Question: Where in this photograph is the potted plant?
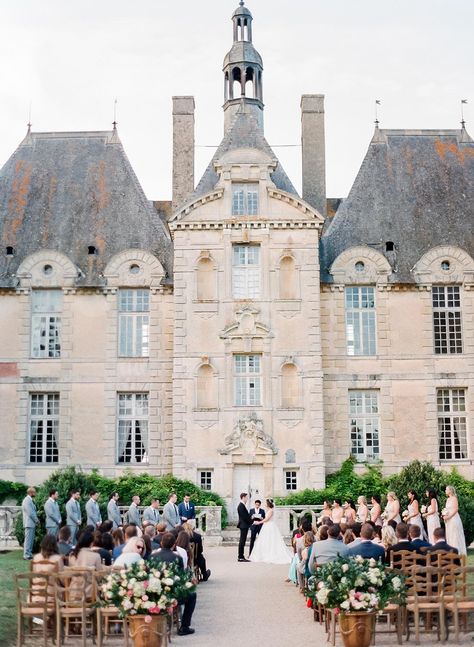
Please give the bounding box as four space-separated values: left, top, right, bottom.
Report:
98 558 196 647
307 556 406 647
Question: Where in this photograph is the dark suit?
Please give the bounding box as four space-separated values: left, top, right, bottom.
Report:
191 531 209 580
411 538 432 553
178 501 196 521
150 549 196 629
248 507 266 555
425 540 458 555
347 540 385 561
237 501 253 559
387 540 414 565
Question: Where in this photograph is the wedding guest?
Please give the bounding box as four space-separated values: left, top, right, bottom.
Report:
22 487 39 560
142 534 153 559
318 501 333 523
176 531 193 568
317 525 329 542
424 489 441 545
154 522 168 547
308 524 348 573
425 527 459 557
372 525 383 544
111 527 124 551
143 498 161 525
331 500 344 524
127 495 141 526
91 530 112 566
443 485 467 556
178 494 196 524
405 490 426 539
113 524 138 560
107 492 122 529
343 499 356 524
66 489 82 544
163 492 181 531
298 531 315 590
356 496 369 523
408 524 431 553
387 522 414 565
69 530 102 576
181 522 211 581
57 525 74 561
347 524 385 561
381 524 397 553
346 523 362 547
113 537 146 568
384 492 401 525
99 520 113 534
343 529 355 545
44 489 62 538
32 535 64 606
370 495 383 526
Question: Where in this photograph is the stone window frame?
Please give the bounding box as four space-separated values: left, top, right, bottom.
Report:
231 182 260 216
16 249 79 290
116 392 150 465
437 387 469 461
431 285 463 355
348 389 381 462
28 392 60 464
194 251 218 302
345 286 377 357
30 289 63 359
329 246 392 287
233 353 262 407
283 469 298 491
194 357 219 411
231 243 261 300
117 288 150 358
198 469 213 491
103 249 165 289
412 245 474 288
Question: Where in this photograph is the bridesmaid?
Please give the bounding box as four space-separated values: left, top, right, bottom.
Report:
331 499 344 524
425 488 441 544
384 491 401 525
443 485 467 556
370 495 383 526
343 499 356 524
356 496 369 523
318 500 333 524
405 490 426 539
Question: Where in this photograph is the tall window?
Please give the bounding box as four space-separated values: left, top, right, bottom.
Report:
199 470 213 491
284 470 298 491
345 287 376 356
118 289 149 357
232 244 260 299
234 354 261 406
432 286 462 354
117 393 149 463
349 391 380 461
437 388 468 460
31 290 62 358
29 393 59 463
232 183 259 216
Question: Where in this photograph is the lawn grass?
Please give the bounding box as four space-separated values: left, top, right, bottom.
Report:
0 550 29 645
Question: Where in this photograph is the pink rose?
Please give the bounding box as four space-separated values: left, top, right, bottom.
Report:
143 581 149 589
144 616 152 624
142 595 149 601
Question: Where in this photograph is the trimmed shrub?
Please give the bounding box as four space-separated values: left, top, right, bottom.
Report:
0 479 26 504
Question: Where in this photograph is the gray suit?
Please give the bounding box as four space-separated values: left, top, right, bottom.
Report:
308 538 349 573
127 503 141 526
86 498 102 527
163 501 180 530
66 498 82 544
107 499 122 529
143 506 160 524
22 495 39 559
44 497 61 536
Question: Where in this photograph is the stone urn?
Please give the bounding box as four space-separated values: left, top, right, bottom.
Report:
127 614 169 647
339 611 376 647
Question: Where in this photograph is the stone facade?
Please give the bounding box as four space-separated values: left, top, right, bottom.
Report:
0 3 473 517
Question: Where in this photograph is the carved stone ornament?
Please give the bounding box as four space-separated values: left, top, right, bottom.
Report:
219 413 278 455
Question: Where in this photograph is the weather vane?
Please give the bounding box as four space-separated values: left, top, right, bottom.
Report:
375 99 381 127
113 98 118 130
461 99 467 129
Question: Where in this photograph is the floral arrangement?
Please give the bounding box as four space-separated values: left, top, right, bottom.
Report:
402 509 409 521
98 558 196 618
306 556 406 613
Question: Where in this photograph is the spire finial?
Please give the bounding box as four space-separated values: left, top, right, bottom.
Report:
374 99 381 127
112 98 118 130
27 101 32 133
239 0 244 5
461 99 467 129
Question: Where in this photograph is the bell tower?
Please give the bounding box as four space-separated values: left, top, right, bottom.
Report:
223 1 264 133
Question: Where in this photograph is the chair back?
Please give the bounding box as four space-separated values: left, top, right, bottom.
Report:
16 572 52 613
55 568 95 609
391 549 420 572
410 565 445 601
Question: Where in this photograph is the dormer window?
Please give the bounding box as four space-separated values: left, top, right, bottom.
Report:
232 183 259 216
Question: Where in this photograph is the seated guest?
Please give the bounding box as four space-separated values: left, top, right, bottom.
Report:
387 522 415 565
113 537 146 567
69 530 102 569
176 531 193 569
346 522 362 547
343 529 355 545
32 535 64 605
319 516 333 527
150 532 197 636
409 524 431 553
57 525 74 561
372 525 383 544
99 520 114 534
317 525 329 541
182 522 211 581
425 527 459 556
142 534 153 559
91 530 112 566
143 524 159 552
113 524 137 560
347 523 385 561
381 525 397 551
154 521 168 547
308 524 349 573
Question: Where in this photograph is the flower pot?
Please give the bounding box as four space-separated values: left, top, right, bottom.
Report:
127 614 168 647
339 611 376 647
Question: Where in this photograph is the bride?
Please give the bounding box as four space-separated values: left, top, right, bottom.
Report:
249 498 292 564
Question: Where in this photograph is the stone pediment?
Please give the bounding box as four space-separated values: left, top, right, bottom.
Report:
219 306 272 341
219 414 278 456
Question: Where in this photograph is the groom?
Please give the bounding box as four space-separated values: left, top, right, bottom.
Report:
249 499 265 555
237 492 254 562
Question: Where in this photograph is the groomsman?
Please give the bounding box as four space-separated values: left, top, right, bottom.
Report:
66 489 82 544
249 499 265 555
178 494 196 524
163 492 181 530
22 487 39 560
44 489 62 537
86 490 102 528
107 492 122 529
127 495 141 526
143 498 161 524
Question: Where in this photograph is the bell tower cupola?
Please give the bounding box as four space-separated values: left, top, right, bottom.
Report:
223 1 264 133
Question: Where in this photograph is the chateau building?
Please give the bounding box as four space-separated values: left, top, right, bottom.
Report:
0 3 473 516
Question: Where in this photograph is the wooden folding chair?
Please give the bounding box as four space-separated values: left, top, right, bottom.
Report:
443 565 474 643
94 571 128 647
405 565 446 644
54 569 96 647
16 572 55 647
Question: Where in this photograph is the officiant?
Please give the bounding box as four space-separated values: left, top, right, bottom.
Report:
249 499 266 555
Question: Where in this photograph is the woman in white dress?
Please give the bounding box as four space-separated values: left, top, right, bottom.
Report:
384 491 401 525
356 496 369 524
370 495 383 527
250 499 292 564
405 490 426 539
443 485 467 556
424 488 441 544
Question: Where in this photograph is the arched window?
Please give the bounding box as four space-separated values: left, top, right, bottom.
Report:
196 257 216 301
279 255 297 299
197 365 217 409
281 363 301 408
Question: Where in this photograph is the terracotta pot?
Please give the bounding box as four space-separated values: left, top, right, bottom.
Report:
339 611 376 647
127 614 168 647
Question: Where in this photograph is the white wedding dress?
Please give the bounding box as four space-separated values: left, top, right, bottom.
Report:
249 510 293 564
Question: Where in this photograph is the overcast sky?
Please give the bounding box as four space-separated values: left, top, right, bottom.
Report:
0 0 472 201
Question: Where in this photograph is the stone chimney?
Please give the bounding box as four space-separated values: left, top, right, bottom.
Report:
172 96 195 211
301 94 326 217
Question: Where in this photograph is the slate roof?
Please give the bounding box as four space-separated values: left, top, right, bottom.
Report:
193 105 298 200
320 128 474 283
0 129 172 288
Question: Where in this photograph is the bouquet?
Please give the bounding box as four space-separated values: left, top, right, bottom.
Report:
306 556 406 613
381 510 389 521
420 505 427 514
441 508 448 517
402 509 409 521
98 558 196 618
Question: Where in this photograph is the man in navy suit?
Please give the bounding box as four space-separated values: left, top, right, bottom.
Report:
237 492 254 562
409 524 431 553
178 494 196 524
248 499 265 555
346 524 385 561
425 527 459 556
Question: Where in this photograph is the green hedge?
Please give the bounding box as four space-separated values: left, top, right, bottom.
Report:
0 479 27 504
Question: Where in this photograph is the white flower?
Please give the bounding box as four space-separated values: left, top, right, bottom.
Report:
340 600 350 610
392 576 402 591
316 588 329 605
421 505 427 514
163 578 174 586
342 564 349 573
